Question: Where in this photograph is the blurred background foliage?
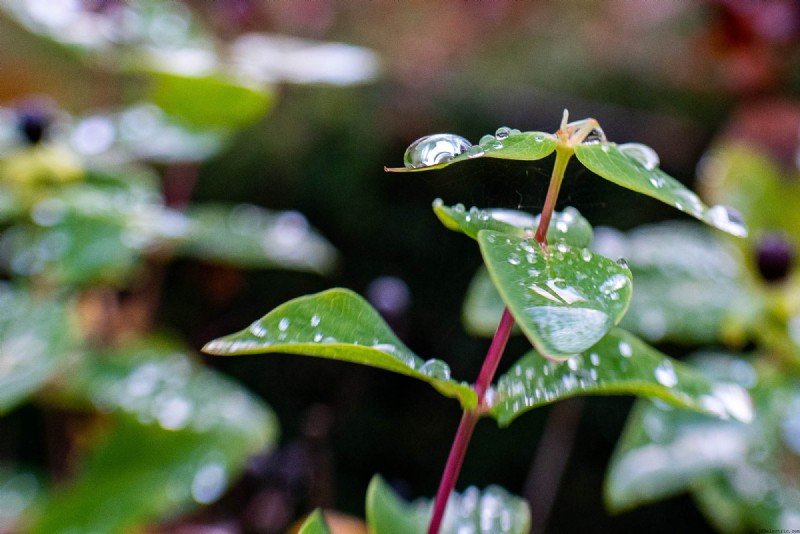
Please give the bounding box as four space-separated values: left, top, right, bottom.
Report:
1 0 800 533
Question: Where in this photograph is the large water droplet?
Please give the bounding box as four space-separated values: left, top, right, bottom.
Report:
619 143 660 170
705 205 748 237
419 359 451 380
403 133 472 168
654 360 678 387
494 126 511 139
582 126 606 144
600 274 629 295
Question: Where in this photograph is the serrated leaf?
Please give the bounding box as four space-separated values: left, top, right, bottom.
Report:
478 230 632 360
488 329 754 427
178 204 338 275
203 289 477 408
574 143 747 237
0 286 73 414
434 201 592 247
366 475 530 534
33 343 276 534
298 510 333 534
386 131 557 172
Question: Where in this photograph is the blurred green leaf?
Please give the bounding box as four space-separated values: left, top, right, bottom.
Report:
150 73 273 130
593 222 747 344
605 354 800 532
0 466 41 531
298 510 333 534
204 288 477 408
434 201 592 247
574 143 747 238
478 230 632 360
0 286 72 414
386 130 556 172
33 342 277 534
366 474 531 534
489 330 754 427
462 266 512 338
179 204 338 275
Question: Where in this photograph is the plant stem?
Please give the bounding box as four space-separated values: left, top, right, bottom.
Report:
427 138 574 534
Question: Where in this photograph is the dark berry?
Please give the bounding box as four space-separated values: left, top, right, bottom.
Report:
756 233 793 282
17 108 51 145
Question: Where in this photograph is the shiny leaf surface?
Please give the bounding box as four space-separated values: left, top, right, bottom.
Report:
488 329 753 427
479 230 632 360
366 475 530 534
204 289 477 408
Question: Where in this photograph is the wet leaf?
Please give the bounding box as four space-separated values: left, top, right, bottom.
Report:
298 510 333 534
606 355 799 532
488 330 754 427
179 204 338 275
0 286 73 414
574 143 747 237
478 230 632 360
366 475 530 534
33 342 276 534
386 130 556 172
434 201 592 247
203 289 477 408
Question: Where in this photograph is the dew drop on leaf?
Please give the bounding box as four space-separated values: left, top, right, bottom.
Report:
403 133 472 168
619 142 660 170
705 205 748 237
653 360 678 387
419 359 451 380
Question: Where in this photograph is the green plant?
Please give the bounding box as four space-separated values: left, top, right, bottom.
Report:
204 111 751 533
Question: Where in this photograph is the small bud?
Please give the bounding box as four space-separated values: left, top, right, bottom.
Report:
756 233 793 282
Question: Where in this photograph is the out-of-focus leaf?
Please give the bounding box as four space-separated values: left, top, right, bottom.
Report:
606 355 800 532
33 342 277 534
0 467 41 531
179 204 338 275
297 510 333 534
0 285 73 414
386 130 557 172
478 230 632 360
150 72 273 130
574 142 747 238
203 288 477 408
592 222 747 344
366 475 531 534
434 201 592 247
489 330 754 427
462 266 511 338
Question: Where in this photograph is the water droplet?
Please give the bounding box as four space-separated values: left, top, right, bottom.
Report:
654 360 678 387
479 134 495 146
582 126 606 144
705 205 748 237
249 321 268 338
313 333 323 342
454 203 466 213
619 340 632 358
649 176 666 189
508 253 521 265
534 134 544 142
310 315 321 327
492 141 504 150
467 145 485 158
616 258 629 269
600 274 629 295
488 209 537 228
590 353 600 366
191 461 227 504
581 249 592 262
278 318 290 331
372 343 397 354
495 126 511 139
713 383 753 423
403 133 472 168
619 143 660 170
567 357 580 371
433 198 444 208
419 359 451 380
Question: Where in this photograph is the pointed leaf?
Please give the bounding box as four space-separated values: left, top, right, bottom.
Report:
366 475 530 534
203 289 477 408
462 267 513 338
488 329 754 427
0 286 73 414
478 230 632 360
386 130 557 172
298 510 333 534
33 342 276 534
434 201 592 247
179 204 338 275
574 143 747 237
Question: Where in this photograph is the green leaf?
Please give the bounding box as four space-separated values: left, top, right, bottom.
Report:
0 466 41 528
203 288 477 408
150 72 274 130
0 286 73 414
178 204 338 275
606 355 799 531
478 230 632 360
386 130 557 172
33 342 276 534
433 201 592 247
462 266 512 338
593 222 746 344
366 475 531 534
574 143 748 238
298 510 333 534
488 329 754 427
